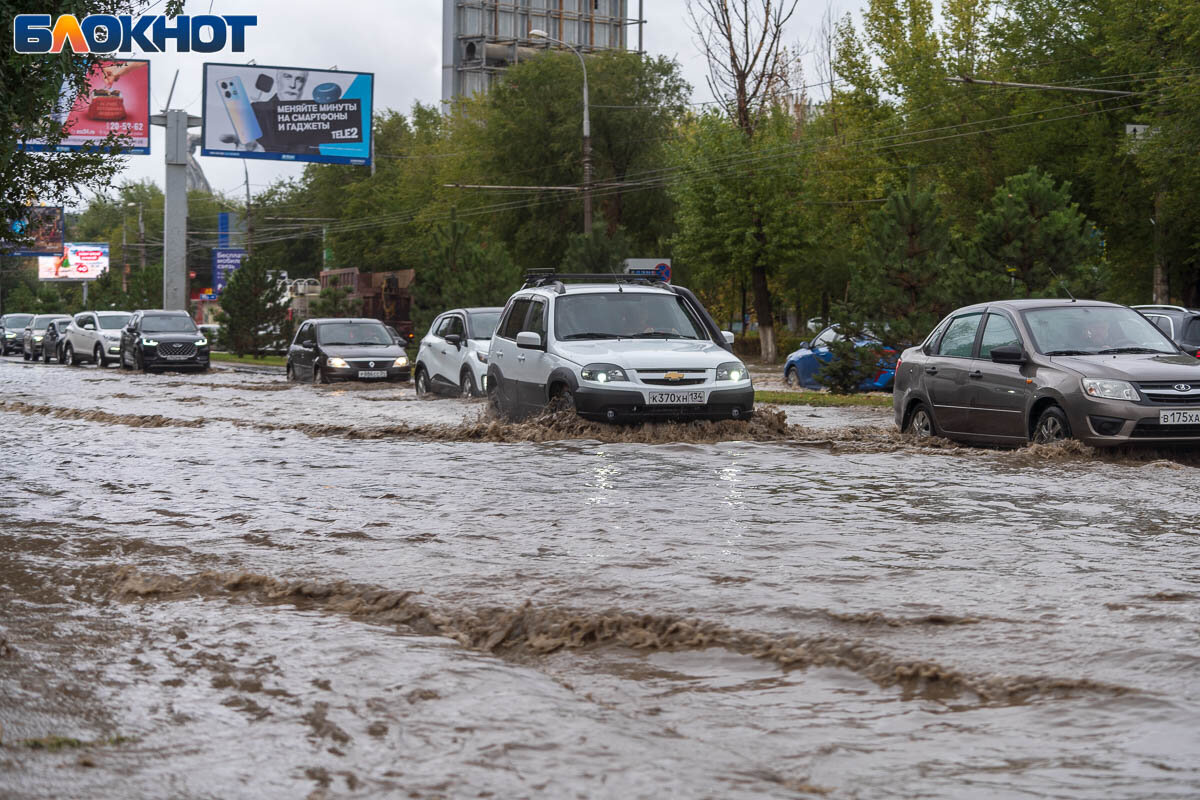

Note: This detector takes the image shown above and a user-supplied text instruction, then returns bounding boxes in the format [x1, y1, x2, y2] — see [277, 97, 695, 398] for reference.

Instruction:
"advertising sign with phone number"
[201, 63, 373, 166]
[21, 60, 150, 154]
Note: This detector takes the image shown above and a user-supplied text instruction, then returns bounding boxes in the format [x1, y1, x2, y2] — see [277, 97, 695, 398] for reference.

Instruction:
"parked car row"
[1, 309, 211, 371]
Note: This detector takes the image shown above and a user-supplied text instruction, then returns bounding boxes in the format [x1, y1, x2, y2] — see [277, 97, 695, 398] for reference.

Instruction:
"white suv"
[63, 310, 131, 367]
[415, 307, 503, 397]
[487, 273, 753, 422]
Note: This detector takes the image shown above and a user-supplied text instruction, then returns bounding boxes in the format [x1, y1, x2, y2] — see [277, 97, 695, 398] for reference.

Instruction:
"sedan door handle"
[924, 366, 938, 375]
[969, 370, 983, 379]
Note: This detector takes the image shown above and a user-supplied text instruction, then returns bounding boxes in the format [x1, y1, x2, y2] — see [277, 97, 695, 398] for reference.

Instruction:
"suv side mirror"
[83, 323, 95, 331]
[515, 331, 542, 350]
[444, 333, 463, 348]
[990, 345, 1025, 364]
[722, 331, 735, 345]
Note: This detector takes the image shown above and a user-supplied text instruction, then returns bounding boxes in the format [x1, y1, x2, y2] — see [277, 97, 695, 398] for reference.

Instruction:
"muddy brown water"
[1, 356, 1199, 798]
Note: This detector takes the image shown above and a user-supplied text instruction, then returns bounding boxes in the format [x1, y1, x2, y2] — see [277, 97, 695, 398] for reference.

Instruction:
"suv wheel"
[460, 369, 477, 398]
[1032, 406, 1070, 444]
[64, 343, 79, 366]
[548, 385, 575, 414]
[286, 362, 295, 382]
[414, 367, 431, 396]
[95, 345, 108, 368]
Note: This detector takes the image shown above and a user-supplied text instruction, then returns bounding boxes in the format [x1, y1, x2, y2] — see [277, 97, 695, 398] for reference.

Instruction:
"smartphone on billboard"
[217, 76, 262, 147]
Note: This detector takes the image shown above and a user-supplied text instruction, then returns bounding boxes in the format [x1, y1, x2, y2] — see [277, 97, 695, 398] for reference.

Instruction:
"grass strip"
[755, 390, 891, 408]
[210, 352, 287, 367]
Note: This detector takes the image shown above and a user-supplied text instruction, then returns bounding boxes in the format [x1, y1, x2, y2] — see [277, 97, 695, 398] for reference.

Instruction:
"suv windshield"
[3, 314, 33, 328]
[554, 293, 706, 340]
[469, 312, 500, 340]
[32, 315, 63, 328]
[99, 313, 131, 330]
[317, 322, 391, 346]
[1024, 306, 1177, 355]
[141, 315, 193, 333]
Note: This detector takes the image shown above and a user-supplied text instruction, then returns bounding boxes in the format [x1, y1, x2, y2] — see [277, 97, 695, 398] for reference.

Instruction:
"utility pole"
[138, 202, 145, 270]
[244, 161, 253, 255]
[151, 109, 202, 311]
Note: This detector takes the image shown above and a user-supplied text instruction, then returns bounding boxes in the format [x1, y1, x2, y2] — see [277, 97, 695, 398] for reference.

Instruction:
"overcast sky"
[113, 0, 846, 201]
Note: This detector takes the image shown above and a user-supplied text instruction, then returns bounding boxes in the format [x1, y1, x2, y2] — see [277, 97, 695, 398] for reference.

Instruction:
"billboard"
[201, 63, 373, 166]
[212, 248, 247, 294]
[20, 60, 150, 154]
[38, 243, 110, 282]
[5, 207, 65, 256]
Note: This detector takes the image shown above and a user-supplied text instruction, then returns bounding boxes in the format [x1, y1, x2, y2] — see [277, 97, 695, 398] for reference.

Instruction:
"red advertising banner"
[21, 60, 150, 154]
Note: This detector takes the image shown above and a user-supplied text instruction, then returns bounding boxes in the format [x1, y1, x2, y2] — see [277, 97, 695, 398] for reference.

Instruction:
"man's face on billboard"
[276, 70, 308, 101]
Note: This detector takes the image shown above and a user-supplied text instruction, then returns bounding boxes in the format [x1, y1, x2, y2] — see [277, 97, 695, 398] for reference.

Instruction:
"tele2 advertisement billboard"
[201, 63, 373, 166]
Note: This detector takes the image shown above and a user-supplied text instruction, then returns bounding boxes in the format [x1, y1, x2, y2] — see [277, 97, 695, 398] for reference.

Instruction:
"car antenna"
[1047, 264, 1076, 301]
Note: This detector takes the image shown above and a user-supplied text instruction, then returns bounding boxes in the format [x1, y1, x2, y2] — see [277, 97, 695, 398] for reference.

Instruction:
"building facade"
[441, 0, 643, 103]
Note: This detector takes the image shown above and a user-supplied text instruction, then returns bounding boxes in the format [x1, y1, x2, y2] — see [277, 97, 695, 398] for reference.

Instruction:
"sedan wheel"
[286, 362, 295, 382]
[43, 346, 52, 363]
[1033, 406, 1071, 444]
[784, 366, 800, 388]
[312, 363, 326, 385]
[905, 401, 936, 438]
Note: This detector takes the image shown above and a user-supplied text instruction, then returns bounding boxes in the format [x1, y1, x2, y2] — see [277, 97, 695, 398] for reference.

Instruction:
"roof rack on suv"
[1133, 304, 1189, 312]
[522, 270, 667, 294]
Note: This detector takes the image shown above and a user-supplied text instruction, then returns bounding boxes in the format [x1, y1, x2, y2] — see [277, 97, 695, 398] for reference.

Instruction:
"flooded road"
[2, 355, 1198, 798]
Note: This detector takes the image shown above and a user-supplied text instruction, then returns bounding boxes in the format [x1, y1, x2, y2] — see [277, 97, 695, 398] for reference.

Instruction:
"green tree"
[0, 1, 182, 248]
[215, 255, 289, 356]
[850, 175, 976, 348]
[975, 167, 1101, 298]
[558, 228, 630, 273]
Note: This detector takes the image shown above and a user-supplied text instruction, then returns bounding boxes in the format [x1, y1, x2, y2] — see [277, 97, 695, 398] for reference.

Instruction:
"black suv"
[119, 310, 211, 372]
[1133, 305, 1200, 357]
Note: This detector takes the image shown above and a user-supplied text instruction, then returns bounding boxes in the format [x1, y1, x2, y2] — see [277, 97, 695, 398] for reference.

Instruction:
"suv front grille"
[158, 342, 197, 358]
[637, 369, 707, 386]
[1136, 382, 1200, 405]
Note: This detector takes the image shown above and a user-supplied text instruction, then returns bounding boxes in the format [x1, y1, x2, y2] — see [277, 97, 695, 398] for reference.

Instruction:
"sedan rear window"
[936, 313, 982, 358]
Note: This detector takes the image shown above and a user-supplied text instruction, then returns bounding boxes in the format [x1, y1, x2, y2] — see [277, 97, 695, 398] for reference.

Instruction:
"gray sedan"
[894, 299, 1200, 446]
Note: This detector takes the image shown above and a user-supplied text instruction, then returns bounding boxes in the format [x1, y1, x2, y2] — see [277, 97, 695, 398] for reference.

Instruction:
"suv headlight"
[393, 356, 408, 367]
[1082, 378, 1139, 401]
[581, 363, 628, 383]
[33, 335, 43, 342]
[196, 337, 208, 347]
[716, 361, 749, 381]
[327, 357, 349, 368]
[141, 338, 158, 346]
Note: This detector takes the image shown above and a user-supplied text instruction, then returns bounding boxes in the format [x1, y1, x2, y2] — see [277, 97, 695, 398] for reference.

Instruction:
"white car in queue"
[415, 307, 503, 397]
[63, 310, 131, 367]
[487, 272, 753, 422]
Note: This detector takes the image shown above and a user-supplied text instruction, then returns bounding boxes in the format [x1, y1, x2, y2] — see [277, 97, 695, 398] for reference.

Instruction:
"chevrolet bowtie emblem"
[664, 371, 685, 381]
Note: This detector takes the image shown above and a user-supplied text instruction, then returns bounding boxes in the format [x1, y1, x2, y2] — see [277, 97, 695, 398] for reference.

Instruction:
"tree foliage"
[215, 254, 289, 357]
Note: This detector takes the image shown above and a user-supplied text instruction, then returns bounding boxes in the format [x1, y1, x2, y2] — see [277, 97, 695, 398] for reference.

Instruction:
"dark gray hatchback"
[894, 299, 1200, 446]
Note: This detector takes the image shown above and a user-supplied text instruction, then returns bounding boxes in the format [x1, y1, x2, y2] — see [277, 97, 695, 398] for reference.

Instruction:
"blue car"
[783, 325, 897, 391]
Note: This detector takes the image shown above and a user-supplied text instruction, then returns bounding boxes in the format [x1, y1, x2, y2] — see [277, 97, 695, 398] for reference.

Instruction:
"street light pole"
[530, 28, 591, 234]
